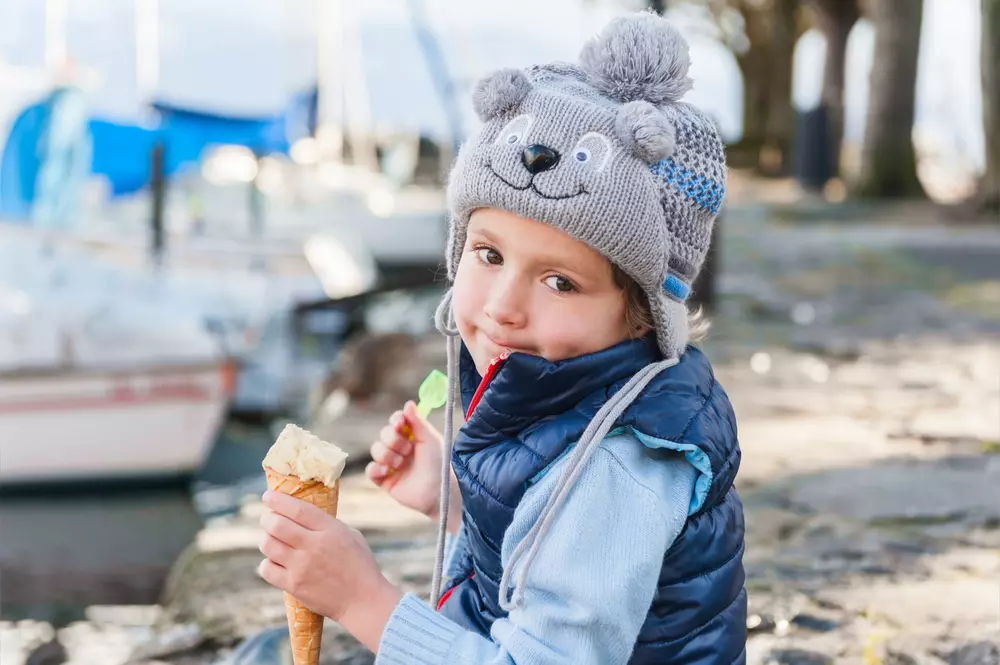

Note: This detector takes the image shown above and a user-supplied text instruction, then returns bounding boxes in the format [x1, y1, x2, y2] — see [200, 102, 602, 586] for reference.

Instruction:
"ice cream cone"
[265, 466, 340, 665]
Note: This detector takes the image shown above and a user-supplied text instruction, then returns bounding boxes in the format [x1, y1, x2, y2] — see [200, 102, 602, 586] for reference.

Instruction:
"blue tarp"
[0, 102, 46, 219]
[0, 87, 317, 218]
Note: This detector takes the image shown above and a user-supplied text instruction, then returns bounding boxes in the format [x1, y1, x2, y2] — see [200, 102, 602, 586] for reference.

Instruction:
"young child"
[257, 11, 746, 664]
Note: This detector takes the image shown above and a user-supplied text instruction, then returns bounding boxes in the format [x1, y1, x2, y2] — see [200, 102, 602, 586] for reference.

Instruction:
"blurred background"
[0, 0, 997, 663]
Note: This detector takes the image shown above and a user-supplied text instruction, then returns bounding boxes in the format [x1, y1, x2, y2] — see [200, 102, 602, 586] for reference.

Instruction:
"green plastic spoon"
[388, 370, 448, 476]
[414, 369, 448, 419]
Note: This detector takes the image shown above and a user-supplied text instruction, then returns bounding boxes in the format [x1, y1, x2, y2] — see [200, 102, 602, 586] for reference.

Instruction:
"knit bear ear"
[578, 12, 693, 105]
[472, 68, 533, 122]
[616, 100, 676, 163]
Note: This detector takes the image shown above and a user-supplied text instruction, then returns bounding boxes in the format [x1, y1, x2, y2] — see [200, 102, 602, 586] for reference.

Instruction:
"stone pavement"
[5, 199, 999, 665]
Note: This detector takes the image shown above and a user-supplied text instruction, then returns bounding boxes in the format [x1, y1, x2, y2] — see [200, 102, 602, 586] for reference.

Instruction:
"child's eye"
[544, 275, 575, 293]
[475, 247, 503, 265]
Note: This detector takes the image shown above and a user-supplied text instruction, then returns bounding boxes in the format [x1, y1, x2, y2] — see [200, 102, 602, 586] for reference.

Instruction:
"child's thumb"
[402, 400, 432, 440]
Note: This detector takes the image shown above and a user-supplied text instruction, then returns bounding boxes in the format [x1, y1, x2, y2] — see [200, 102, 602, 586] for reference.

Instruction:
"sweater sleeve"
[376, 441, 697, 665]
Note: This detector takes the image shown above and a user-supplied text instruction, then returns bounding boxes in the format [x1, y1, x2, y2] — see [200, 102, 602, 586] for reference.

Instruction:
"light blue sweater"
[375, 432, 698, 664]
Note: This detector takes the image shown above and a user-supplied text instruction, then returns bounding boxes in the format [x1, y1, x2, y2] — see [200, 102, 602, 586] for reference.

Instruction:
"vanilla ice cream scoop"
[262, 424, 348, 488]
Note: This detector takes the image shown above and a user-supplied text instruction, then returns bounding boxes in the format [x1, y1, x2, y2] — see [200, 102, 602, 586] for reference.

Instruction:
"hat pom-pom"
[579, 12, 692, 105]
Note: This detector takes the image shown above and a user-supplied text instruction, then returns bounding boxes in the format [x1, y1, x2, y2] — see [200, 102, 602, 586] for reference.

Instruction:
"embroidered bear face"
[446, 62, 682, 285]
[481, 62, 681, 197]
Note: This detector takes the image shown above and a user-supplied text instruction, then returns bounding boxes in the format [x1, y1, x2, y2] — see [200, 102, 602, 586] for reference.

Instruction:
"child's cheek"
[531, 309, 583, 360]
[451, 263, 486, 333]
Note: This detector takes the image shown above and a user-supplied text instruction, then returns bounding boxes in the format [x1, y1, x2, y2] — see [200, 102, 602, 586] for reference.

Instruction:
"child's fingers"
[378, 423, 414, 456]
[379, 423, 401, 446]
[366, 461, 391, 484]
[402, 401, 434, 440]
[370, 441, 405, 470]
[385, 433, 413, 457]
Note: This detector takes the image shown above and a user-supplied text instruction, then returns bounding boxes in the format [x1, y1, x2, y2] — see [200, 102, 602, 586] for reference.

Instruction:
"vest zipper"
[464, 350, 510, 420]
[436, 350, 509, 612]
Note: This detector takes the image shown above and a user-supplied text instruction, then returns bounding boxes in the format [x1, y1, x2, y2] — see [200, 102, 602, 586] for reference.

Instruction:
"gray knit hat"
[441, 11, 727, 358]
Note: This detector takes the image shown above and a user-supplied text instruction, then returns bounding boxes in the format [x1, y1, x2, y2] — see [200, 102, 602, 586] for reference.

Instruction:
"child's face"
[452, 208, 633, 375]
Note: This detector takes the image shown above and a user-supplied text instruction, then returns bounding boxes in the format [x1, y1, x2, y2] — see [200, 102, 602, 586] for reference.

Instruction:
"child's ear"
[615, 100, 676, 163]
[472, 68, 532, 122]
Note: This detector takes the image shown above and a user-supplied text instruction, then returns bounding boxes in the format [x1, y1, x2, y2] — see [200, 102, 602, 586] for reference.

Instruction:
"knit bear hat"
[442, 11, 727, 358]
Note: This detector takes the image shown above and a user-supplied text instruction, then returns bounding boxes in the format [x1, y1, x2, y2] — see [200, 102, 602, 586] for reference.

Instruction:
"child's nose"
[521, 144, 560, 174]
[485, 278, 527, 327]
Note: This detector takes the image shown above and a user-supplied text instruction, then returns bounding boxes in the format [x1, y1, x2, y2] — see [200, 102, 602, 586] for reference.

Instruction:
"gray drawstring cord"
[497, 357, 679, 611]
[431, 291, 460, 604]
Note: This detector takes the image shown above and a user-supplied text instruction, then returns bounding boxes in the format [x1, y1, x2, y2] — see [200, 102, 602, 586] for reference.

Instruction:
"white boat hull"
[0, 362, 233, 485]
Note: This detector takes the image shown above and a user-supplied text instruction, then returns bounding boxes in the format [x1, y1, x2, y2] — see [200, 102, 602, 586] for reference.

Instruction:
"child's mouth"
[482, 332, 528, 356]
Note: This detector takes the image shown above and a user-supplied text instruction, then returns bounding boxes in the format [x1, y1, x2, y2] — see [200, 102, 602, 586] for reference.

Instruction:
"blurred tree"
[980, 0, 1000, 213]
[663, 0, 802, 175]
[853, 0, 925, 198]
[804, 0, 861, 175]
[738, 0, 801, 176]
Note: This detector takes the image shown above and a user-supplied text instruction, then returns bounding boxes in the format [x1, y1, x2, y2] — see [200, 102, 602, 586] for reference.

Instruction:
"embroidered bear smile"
[486, 163, 588, 201]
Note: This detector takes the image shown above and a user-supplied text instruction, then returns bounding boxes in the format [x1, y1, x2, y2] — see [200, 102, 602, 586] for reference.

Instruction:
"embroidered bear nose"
[521, 144, 560, 174]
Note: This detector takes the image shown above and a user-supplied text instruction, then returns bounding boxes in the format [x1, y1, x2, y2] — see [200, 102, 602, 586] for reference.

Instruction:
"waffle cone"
[265, 467, 340, 665]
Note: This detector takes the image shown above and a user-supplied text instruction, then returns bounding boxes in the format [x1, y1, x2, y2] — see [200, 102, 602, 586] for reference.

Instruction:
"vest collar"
[458, 335, 662, 422]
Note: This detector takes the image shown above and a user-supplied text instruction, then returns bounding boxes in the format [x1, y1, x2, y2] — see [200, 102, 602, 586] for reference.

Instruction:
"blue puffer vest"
[437, 336, 747, 663]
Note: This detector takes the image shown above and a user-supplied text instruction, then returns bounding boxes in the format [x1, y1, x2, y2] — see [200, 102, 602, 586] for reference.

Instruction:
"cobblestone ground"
[5, 199, 999, 665]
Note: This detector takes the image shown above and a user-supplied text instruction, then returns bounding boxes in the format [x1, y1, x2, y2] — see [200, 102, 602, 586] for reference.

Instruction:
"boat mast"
[44, 0, 68, 75]
[134, 0, 160, 110]
[315, 0, 345, 164]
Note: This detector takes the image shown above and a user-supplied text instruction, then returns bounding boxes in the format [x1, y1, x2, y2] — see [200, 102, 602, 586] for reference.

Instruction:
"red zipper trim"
[437, 351, 508, 612]
[436, 572, 475, 611]
[464, 350, 509, 420]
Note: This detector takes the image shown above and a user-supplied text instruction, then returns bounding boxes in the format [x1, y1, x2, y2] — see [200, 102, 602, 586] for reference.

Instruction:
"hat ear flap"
[472, 68, 532, 122]
[615, 100, 676, 163]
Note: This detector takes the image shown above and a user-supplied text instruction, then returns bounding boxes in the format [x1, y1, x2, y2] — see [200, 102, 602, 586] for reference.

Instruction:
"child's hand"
[258, 490, 400, 649]
[365, 400, 443, 520]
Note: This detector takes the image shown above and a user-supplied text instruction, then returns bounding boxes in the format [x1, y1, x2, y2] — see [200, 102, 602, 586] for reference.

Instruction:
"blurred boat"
[0, 359, 234, 485]
[0, 232, 238, 487]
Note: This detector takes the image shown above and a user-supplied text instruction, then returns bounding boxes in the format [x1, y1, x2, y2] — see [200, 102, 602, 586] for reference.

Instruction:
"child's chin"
[468, 348, 493, 376]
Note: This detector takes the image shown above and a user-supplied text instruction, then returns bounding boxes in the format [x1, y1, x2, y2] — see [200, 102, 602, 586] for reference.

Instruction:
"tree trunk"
[733, 0, 799, 175]
[732, 4, 771, 168]
[809, 0, 860, 175]
[761, 0, 799, 176]
[853, 0, 925, 198]
[981, 0, 1000, 213]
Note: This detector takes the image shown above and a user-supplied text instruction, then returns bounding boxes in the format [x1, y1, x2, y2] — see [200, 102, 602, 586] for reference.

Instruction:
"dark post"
[690, 214, 719, 313]
[249, 147, 265, 239]
[150, 141, 166, 265]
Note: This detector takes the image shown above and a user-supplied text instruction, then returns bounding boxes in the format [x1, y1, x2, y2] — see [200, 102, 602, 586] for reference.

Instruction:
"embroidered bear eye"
[495, 114, 534, 147]
[570, 132, 613, 172]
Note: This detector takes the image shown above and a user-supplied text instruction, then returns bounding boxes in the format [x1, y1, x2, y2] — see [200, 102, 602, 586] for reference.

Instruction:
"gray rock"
[886, 651, 921, 665]
[789, 459, 1000, 524]
[765, 648, 831, 665]
[25, 640, 67, 665]
[217, 627, 289, 665]
[216, 626, 374, 665]
[789, 613, 839, 632]
[942, 642, 1000, 665]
